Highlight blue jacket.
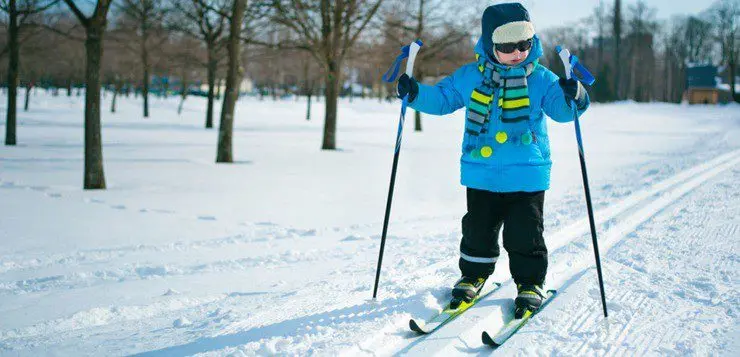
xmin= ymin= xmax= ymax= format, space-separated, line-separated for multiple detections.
xmin=408 ymin=35 xmax=589 ymax=192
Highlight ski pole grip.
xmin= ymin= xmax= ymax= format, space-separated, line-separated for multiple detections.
xmin=405 ymin=40 xmax=423 ymax=77
xmin=555 ymin=45 xmax=596 ymax=85
xmin=555 ymin=45 xmax=572 ymax=80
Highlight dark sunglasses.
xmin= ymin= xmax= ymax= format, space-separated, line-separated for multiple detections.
xmin=494 ymin=39 xmax=533 ymax=54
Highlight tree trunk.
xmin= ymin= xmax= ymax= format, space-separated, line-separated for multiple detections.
xmin=730 ymin=49 xmax=737 ymax=102
xmin=676 ymin=64 xmax=686 ymax=104
xmin=663 ymin=51 xmax=670 ymax=102
xmin=67 ymin=80 xmax=72 ymax=96
xmin=142 ymin=65 xmax=149 ymax=117
xmin=629 ymin=52 xmax=636 ymax=100
xmin=322 ymin=60 xmax=340 ymax=150
xmin=83 ymin=22 xmax=107 ymax=189
xmin=4 ymin=0 xmax=18 ymax=145
xmin=141 ymin=34 xmax=150 ymax=118
xmin=111 ymin=86 xmax=118 ymax=113
xmin=162 ymin=74 xmax=169 ymax=99
xmin=177 ymin=95 xmax=186 ymax=115
xmin=178 ymin=71 xmax=188 ymax=115
xmin=216 ymin=0 xmax=246 ymax=163
xmin=24 ymin=82 xmax=31 ymax=111
xmin=205 ymin=44 xmax=217 ymax=128
xmin=613 ymin=0 xmax=621 ymax=101
xmin=306 ymin=93 xmax=312 ymax=121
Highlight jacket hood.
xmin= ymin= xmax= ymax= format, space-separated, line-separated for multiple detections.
xmin=476 ymin=2 xmax=541 ymax=69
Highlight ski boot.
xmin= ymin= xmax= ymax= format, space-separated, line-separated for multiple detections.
xmin=451 ymin=276 xmax=487 ymax=308
xmin=514 ymin=283 xmax=546 ymax=318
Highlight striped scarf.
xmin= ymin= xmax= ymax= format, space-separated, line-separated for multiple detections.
xmin=466 ymin=54 xmax=536 ymax=136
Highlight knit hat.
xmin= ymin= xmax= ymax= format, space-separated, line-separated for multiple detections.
xmin=481 ymin=3 xmax=535 ymax=51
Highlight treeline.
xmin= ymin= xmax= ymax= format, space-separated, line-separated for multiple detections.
xmin=1 ymin=0 xmax=737 ymax=190
xmin=540 ymin=0 xmax=739 ymax=104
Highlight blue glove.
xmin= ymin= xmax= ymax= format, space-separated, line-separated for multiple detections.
xmin=559 ymin=78 xmax=587 ymax=109
xmin=397 ymin=74 xmax=419 ymax=102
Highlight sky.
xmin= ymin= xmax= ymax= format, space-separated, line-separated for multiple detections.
xmin=64 ymin=1 xmax=713 ymax=31
xmin=507 ymin=0 xmax=715 ymax=30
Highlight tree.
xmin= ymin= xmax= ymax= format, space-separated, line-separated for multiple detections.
xmin=612 ymin=0 xmax=622 ymax=100
xmin=63 ymin=0 xmax=112 ymax=189
xmin=591 ymin=1 xmax=608 ymax=71
xmin=381 ymin=0 xmax=480 ymax=132
xmin=273 ymin=0 xmax=383 ymax=150
xmin=216 ymin=0 xmax=247 ymax=163
xmin=170 ymin=0 xmax=228 ymax=128
xmin=116 ymin=0 xmax=168 ymax=118
xmin=170 ymin=35 xmax=202 ymax=115
xmin=662 ymin=17 xmax=687 ymax=103
xmin=625 ymin=0 xmax=657 ymax=102
xmin=300 ymin=51 xmax=320 ymax=120
xmin=27 ymin=11 xmax=86 ymax=98
xmin=2 ymin=0 xmax=59 ymax=145
xmin=587 ymin=0 xmax=615 ymax=101
xmin=711 ymin=0 xmax=739 ymax=102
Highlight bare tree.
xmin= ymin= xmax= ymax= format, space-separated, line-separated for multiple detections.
xmin=216 ymin=0 xmax=247 ymax=163
xmin=590 ymin=1 xmax=608 ymax=71
xmin=683 ymin=16 xmax=714 ymax=64
xmin=381 ymin=0 xmax=481 ymax=131
xmin=273 ymin=0 xmax=383 ymax=150
xmin=540 ymin=23 xmax=589 ymax=73
xmin=63 ymin=0 xmax=112 ymax=189
xmin=613 ymin=0 xmax=622 ymax=100
xmin=114 ymin=0 xmax=168 ymax=118
xmin=170 ymin=0 xmax=228 ymax=128
xmin=171 ymin=35 xmax=202 ymax=114
xmin=28 ymin=11 xmax=86 ymax=97
xmin=300 ymin=51 xmax=320 ymax=120
xmin=712 ymin=0 xmax=739 ymax=102
xmin=662 ymin=17 xmax=689 ymax=103
xmin=625 ymin=0 xmax=658 ymax=102
xmin=585 ymin=1 xmax=616 ymax=101
xmin=2 ymin=0 xmax=58 ymax=145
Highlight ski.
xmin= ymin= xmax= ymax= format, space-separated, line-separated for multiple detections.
xmin=409 ymin=282 xmax=502 ymax=334
xmin=481 ymin=289 xmax=557 ymax=347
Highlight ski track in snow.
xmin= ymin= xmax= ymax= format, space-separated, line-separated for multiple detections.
xmin=2 ymin=150 xmax=739 ymax=356
xmin=2 ymin=147 xmax=731 ymax=356
xmin=1 ymin=98 xmax=739 ymax=356
xmin=497 ymin=167 xmax=740 ymax=356
xmin=358 ymin=149 xmax=740 ymax=357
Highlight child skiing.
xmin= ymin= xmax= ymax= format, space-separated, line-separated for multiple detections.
xmin=396 ymin=3 xmax=590 ymax=312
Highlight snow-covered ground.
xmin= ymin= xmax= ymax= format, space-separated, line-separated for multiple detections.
xmin=0 ymin=91 xmax=738 ymax=356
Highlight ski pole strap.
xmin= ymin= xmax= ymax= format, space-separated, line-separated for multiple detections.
xmin=382 ymin=40 xmax=423 ymax=83
xmin=555 ymin=45 xmax=596 ymax=86
xmin=571 ymin=57 xmax=595 ymax=85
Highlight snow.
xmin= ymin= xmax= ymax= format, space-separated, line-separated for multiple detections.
xmin=1 ymin=91 xmax=739 ymax=356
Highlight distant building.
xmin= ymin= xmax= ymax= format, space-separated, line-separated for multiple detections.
xmin=685 ymin=65 xmax=719 ymax=104
xmin=197 ymin=78 xmax=254 ymax=96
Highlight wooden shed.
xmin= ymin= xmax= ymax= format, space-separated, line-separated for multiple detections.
xmin=685 ymin=65 xmax=719 ymax=105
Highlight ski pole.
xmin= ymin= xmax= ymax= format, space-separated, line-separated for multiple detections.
xmin=556 ymin=46 xmax=608 ymax=318
xmin=372 ymin=39 xmax=423 ymax=300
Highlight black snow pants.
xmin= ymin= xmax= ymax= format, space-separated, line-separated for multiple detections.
xmin=459 ymin=187 xmax=547 ymax=285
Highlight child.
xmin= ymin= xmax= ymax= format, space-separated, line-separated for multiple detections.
xmin=396 ymin=3 xmax=589 ymax=311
